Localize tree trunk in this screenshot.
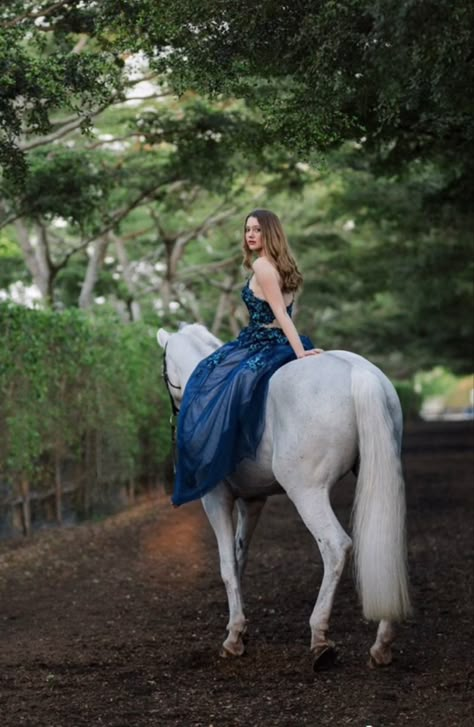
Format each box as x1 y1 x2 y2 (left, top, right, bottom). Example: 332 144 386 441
83 430 93 518
161 278 171 313
113 233 142 320
79 236 109 308
19 476 31 536
55 453 63 525
13 220 51 300
229 312 240 337
175 286 205 323
212 274 240 336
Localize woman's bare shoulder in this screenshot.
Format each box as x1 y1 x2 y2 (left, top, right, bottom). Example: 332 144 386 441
252 257 279 277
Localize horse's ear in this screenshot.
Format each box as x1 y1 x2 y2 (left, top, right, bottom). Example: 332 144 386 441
157 328 170 348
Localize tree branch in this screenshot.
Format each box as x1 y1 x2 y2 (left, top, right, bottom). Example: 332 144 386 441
122 224 156 242
0 210 25 231
149 208 176 245
20 102 111 151
85 131 150 150
118 92 172 102
32 77 162 132
111 232 142 320
124 73 162 89
170 286 205 325
71 34 88 54
0 1 77 29
169 203 239 274
179 254 242 279
21 88 171 150
54 179 184 272
212 270 241 335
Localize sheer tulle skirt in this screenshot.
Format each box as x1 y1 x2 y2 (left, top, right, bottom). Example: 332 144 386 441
172 326 314 505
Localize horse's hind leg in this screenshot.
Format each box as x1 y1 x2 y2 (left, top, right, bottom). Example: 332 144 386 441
369 620 396 667
285 484 352 670
235 497 266 581
201 484 246 657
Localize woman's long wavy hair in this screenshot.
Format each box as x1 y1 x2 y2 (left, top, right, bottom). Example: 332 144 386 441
242 209 303 293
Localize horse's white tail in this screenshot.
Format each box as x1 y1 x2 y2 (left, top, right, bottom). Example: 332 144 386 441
351 368 412 622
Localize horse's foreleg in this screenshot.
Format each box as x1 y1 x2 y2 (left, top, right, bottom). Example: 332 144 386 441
287 486 352 670
369 620 396 667
235 497 266 581
201 485 246 657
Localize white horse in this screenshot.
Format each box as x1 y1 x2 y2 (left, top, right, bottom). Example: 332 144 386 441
157 323 411 669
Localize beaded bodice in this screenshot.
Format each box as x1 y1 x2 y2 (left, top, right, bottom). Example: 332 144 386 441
241 280 294 326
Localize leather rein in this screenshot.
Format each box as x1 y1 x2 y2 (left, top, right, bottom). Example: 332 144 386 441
162 344 181 474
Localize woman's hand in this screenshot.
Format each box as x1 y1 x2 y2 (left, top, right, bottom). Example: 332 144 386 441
297 348 324 358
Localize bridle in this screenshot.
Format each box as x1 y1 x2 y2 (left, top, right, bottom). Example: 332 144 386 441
162 344 182 474
162 344 181 416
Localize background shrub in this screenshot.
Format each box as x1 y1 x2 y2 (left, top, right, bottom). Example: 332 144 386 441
0 303 171 533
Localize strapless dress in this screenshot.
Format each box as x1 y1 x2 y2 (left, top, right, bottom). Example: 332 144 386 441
172 280 314 505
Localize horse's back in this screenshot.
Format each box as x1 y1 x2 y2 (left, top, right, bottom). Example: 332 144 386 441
268 350 356 425
266 352 356 484
266 351 401 487
270 350 400 425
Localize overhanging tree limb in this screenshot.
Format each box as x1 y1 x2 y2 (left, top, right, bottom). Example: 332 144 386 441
20 117 92 152
38 74 165 132
169 204 239 276
180 254 242 280
0 0 77 29
54 179 185 273
19 99 116 151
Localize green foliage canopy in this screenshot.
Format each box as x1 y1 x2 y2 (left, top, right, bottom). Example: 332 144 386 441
107 0 474 215
0 1 472 378
0 2 124 183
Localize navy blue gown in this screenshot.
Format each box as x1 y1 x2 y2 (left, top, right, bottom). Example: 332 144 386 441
172 280 314 506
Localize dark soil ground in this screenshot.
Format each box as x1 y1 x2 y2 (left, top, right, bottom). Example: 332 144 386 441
0 421 473 727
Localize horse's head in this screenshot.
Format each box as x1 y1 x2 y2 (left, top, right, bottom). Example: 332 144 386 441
157 324 222 412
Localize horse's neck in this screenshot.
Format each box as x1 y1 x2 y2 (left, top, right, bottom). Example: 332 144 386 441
180 338 212 389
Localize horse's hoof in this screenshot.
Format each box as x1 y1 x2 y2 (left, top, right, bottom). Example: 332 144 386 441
312 644 338 671
368 649 392 669
220 641 245 658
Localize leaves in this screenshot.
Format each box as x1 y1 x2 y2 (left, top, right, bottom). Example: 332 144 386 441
0 0 472 379
0 304 171 485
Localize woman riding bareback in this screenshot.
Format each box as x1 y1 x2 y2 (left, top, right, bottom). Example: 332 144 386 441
172 209 322 506
242 210 322 359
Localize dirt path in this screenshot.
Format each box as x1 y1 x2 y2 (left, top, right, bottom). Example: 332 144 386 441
0 422 472 726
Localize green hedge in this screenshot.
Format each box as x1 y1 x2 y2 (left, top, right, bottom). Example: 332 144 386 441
0 304 171 527
393 380 422 421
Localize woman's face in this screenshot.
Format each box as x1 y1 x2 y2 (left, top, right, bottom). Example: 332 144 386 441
245 216 264 253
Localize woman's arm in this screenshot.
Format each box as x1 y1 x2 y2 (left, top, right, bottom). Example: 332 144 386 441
252 258 321 358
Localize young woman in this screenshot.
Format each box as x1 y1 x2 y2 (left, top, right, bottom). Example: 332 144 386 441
172 209 322 506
